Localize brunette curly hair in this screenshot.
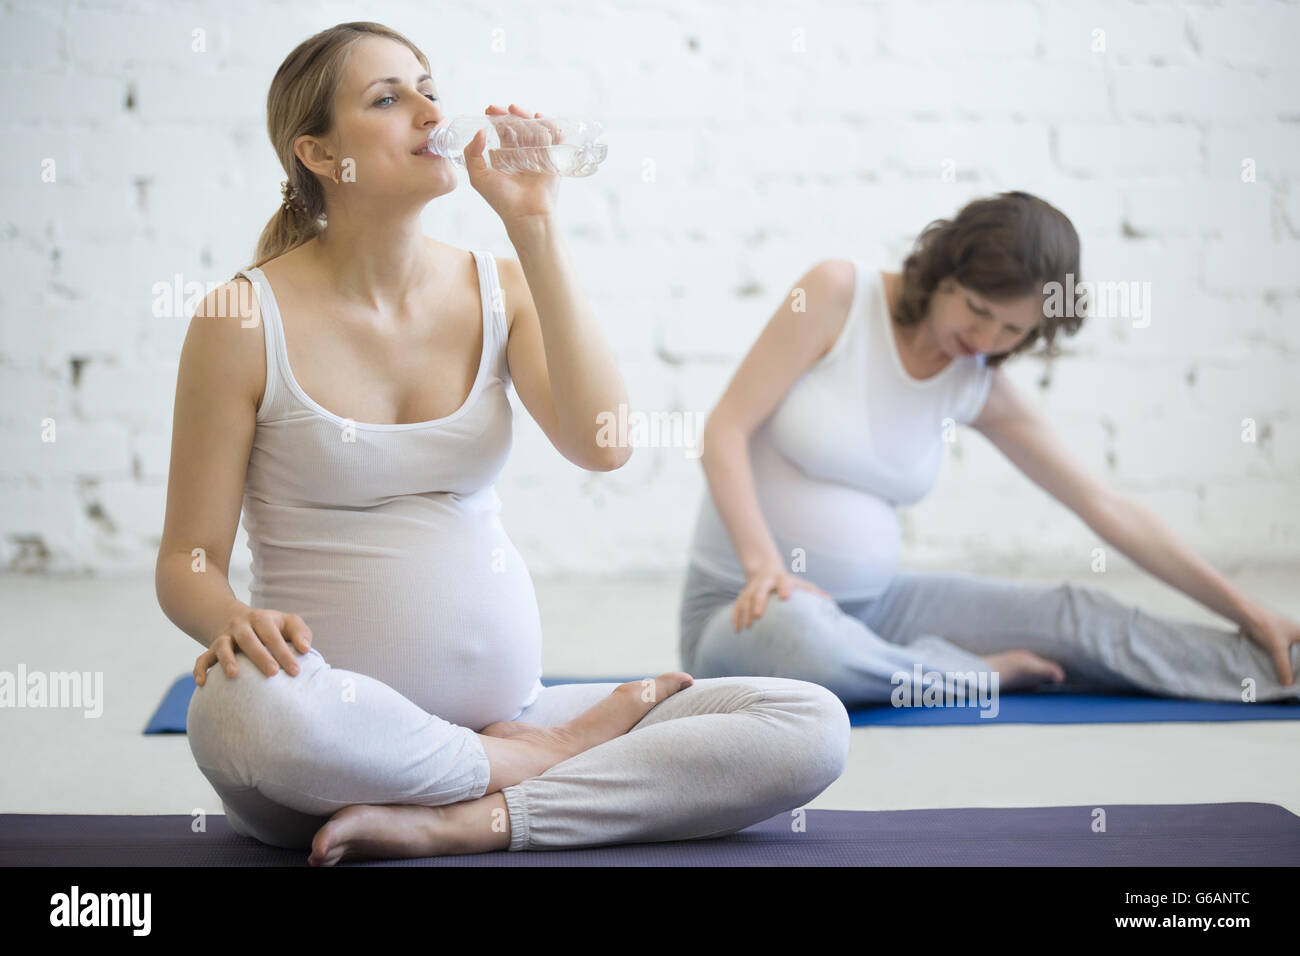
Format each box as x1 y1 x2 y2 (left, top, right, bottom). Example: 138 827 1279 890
895 191 1087 366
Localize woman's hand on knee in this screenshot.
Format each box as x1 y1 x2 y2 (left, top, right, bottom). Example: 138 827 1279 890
194 608 313 686
732 564 832 633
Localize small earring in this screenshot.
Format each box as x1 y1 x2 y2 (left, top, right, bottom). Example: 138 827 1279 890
331 165 341 185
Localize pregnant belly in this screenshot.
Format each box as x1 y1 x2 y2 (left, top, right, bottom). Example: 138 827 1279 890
754 439 901 600
248 504 543 730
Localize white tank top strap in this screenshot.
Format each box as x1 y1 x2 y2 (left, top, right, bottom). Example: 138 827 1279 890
470 249 510 388
235 266 290 423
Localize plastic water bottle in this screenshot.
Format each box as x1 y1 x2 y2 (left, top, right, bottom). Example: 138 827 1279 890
425 114 607 177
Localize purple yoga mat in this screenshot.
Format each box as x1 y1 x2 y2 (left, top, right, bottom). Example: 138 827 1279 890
2 803 1296 866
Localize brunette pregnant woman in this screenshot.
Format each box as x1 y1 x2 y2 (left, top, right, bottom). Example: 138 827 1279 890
155 23 848 866
679 191 1299 706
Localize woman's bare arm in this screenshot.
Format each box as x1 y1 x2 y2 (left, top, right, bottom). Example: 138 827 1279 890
498 221 630 472
970 368 1257 626
700 259 857 576
971 368 1300 683
154 278 265 650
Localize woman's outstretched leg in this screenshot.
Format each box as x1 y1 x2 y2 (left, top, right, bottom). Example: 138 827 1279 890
856 569 1300 703
689 586 1005 704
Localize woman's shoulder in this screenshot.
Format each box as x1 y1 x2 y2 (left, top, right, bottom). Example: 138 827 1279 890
183 272 268 418
796 259 864 364
422 238 487 293
423 236 478 270
808 257 859 297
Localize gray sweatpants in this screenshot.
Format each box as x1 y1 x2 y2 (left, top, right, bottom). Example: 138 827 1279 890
679 562 1300 705
186 647 851 852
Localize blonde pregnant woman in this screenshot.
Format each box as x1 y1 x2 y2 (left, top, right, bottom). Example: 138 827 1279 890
679 192 1300 705
155 22 848 866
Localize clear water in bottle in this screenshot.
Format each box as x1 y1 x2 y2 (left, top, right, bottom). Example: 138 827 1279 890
425 114 607 177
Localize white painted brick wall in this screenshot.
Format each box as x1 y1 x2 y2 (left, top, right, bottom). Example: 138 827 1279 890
1 0 1296 580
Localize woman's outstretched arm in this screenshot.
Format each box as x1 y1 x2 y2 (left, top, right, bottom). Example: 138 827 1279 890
970 367 1299 685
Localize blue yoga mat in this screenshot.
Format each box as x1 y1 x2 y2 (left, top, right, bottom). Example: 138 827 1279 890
144 672 1300 734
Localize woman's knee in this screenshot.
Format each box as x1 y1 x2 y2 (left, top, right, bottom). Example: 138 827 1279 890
770 678 852 793
722 675 852 801
694 590 851 684
186 647 326 785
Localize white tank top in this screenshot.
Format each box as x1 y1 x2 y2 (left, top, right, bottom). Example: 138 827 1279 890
687 260 994 600
236 250 543 730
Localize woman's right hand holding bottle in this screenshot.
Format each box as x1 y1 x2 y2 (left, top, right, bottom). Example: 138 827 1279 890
732 558 833 633
463 103 561 229
193 608 313 687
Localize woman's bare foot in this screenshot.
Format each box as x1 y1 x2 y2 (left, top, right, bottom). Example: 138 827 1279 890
309 804 450 866
481 672 696 746
982 650 1066 690
308 671 694 866
478 671 694 786
309 794 509 866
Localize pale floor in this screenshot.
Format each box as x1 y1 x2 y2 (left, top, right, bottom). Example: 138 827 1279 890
1 565 1297 822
